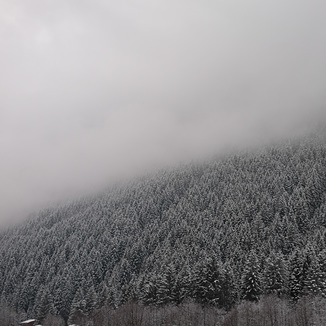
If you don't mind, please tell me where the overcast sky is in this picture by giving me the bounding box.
[1,0,326,226]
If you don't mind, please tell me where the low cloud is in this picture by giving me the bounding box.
[1,0,326,226]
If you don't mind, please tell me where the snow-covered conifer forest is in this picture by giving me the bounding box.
[1,131,326,326]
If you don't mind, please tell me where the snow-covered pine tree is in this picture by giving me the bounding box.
[241,251,262,302]
[140,274,159,306]
[264,252,288,297]
[289,249,305,302]
[156,264,178,305]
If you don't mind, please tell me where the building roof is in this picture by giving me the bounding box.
[20,320,36,324]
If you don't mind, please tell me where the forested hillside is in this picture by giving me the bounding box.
[1,132,326,325]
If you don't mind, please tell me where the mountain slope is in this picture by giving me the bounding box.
[0,132,326,323]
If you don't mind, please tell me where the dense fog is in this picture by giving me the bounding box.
[1,0,326,224]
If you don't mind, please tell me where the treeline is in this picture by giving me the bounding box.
[0,132,326,325]
[58,295,326,326]
[3,296,326,326]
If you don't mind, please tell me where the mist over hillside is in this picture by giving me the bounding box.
[1,0,326,225]
[1,131,326,325]
[2,0,326,324]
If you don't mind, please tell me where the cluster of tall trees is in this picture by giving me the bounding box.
[0,132,325,325]
[140,247,326,307]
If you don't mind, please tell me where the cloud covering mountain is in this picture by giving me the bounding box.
[1,0,326,225]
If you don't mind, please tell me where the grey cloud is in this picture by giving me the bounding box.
[1,0,326,226]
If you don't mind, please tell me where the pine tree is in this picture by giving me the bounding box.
[35,288,51,323]
[156,264,178,305]
[302,246,321,296]
[241,251,262,302]
[84,285,98,315]
[317,250,326,296]
[68,287,86,324]
[264,252,288,297]
[289,250,304,302]
[141,275,159,306]
[219,262,236,310]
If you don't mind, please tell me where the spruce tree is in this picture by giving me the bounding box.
[241,251,262,302]
[264,252,288,297]
[289,250,304,302]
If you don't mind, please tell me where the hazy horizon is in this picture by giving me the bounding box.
[1,0,326,227]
